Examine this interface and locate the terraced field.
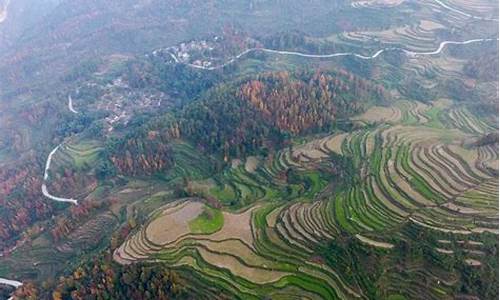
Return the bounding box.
[353,106,402,124]
[0,0,497,297]
[344,0,498,52]
[52,139,104,171]
[110,2,498,298]
[115,97,498,299]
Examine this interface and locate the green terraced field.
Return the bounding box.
[115,98,498,299]
[189,207,224,234]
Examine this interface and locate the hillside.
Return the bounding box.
[178,69,386,158]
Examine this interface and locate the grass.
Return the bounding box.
[158,142,214,182]
[209,185,237,203]
[424,106,445,129]
[189,206,224,234]
[64,139,104,170]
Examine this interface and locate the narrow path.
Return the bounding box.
[68,95,79,114]
[0,278,22,287]
[43,144,60,181]
[171,38,498,70]
[41,93,80,205]
[403,39,497,55]
[42,144,78,205]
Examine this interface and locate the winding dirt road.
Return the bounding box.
[41,93,80,205]
[68,95,79,114]
[172,38,498,70]
[0,277,22,300]
[42,144,78,205]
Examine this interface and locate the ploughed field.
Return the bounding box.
[115,98,498,299]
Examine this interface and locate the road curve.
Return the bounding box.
[42,144,78,205]
[0,277,22,300]
[41,94,80,204]
[0,278,22,288]
[68,95,79,114]
[0,0,11,24]
[403,38,498,55]
[172,38,498,71]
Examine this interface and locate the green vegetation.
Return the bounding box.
[114,98,498,299]
[209,185,237,204]
[189,207,224,234]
